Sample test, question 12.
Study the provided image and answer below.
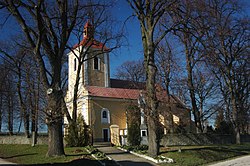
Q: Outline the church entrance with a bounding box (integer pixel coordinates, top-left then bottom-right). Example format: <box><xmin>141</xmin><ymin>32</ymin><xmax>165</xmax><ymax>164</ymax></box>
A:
<box><xmin>103</xmin><ymin>129</ymin><xmax>109</xmax><ymax>142</ymax></box>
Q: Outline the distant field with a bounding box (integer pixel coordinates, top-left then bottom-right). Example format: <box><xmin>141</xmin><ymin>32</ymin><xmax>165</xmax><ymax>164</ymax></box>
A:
<box><xmin>0</xmin><ymin>144</ymin><xmax>99</xmax><ymax>166</ymax></box>
<box><xmin>159</xmin><ymin>143</ymin><xmax>250</xmax><ymax>166</ymax></box>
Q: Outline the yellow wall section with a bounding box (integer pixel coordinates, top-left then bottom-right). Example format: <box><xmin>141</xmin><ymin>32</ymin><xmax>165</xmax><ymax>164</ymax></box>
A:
<box><xmin>89</xmin><ymin>98</ymin><xmax>135</xmax><ymax>141</ymax></box>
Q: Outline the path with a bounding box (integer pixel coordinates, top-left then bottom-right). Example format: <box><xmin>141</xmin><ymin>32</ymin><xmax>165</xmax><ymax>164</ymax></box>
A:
<box><xmin>209</xmin><ymin>155</ymin><xmax>250</xmax><ymax>166</ymax></box>
<box><xmin>94</xmin><ymin>142</ymin><xmax>157</xmax><ymax>166</ymax></box>
<box><xmin>0</xmin><ymin>158</ymin><xmax>16</xmax><ymax>165</ymax></box>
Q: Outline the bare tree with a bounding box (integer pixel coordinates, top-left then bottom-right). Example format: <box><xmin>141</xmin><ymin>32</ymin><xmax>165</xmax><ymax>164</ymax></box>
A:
<box><xmin>206</xmin><ymin>0</ymin><xmax>250</xmax><ymax>143</ymax></box>
<box><xmin>155</xmin><ymin>40</ymin><xmax>180</xmax><ymax>134</ymax></box>
<box><xmin>193</xmin><ymin>67</ymin><xmax>219</xmax><ymax>131</ymax></box>
<box><xmin>0</xmin><ymin>0</ymin><xmax>90</xmax><ymax>156</ymax></box>
<box><xmin>115</xmin><ymin>59</ymin><xmax>145</xmax><ymax>82</ymax></box>
<box><xmin>0</xmin><ymin>41</ymin><xmax>44</xmax><ymax>140</ymax></box>
<box><xmin>0</xmin><ymin>64</ymin><xmax>5</xmax><ymax>133</ymax></box>
<box><xmin>0</xmin><ymin>61</ymin><xmax>17</xmax><ymax>135</ymax></box>
<box><xmin>171</xmin><ymin>0</ymin><xmax>212</xmax><ymax>133</ymax></box>
<box><xmin>127</xmin><ymin>0</ymin><xmax>177</xmax><ymax>157</ymax></box>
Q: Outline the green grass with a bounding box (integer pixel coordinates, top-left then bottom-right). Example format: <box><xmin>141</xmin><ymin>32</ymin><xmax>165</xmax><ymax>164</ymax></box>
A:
<box><xmin>1</xmin><ymin>144</ymin><xmax>250</xmax><ymax>166</ymax></box>
<box><xmin>159</xmin><ymin>143</ymin><xmax>250</xmax><ymax>166</ymax></box>
<box><xmin>0</xmin><ymin>144</ymin><xmax>99</xmax><ymax>165</ymax></box>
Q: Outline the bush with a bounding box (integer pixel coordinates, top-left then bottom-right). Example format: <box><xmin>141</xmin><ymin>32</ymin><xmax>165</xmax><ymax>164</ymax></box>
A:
<box><xmin>127</xmin><ymin>104</ymin><xmax>141</xmax><ymax>146</ymax></box>
<box><xmin>127</xmin><ymin>123</ymin><xmax>141</xmax><ymax>146</ymax></box>
<box><xmin>134</xmin><ymin>145</ymin><xmax>148</xmax><ymax>151</ymax></box>
<box><xmin>65</xmin><ymin>113</ymin><xmax>91</xmax><ymax>147</ymax></box>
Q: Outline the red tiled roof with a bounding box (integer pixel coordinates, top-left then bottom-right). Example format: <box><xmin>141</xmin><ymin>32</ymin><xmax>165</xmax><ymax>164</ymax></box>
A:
<box><xmin>73</xmin><ymin>38</ymin><xmax>109</xmax><ymax>50</ymax></box>
<box><xmin>85</xmin><ymin>85</ymin><xmax>188</xmax><ymax>110</ymax></box>
<box><xmin>86</xmin><ymin>86</ymin><xmax>140</xmax><ymax>100</ymax></box>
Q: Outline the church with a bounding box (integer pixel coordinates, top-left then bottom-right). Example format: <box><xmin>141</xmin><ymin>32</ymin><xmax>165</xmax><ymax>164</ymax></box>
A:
<box><xmin>65</xmin><ymin>21</ymin><xmax>192</xmax><ymax>145</ymax></box>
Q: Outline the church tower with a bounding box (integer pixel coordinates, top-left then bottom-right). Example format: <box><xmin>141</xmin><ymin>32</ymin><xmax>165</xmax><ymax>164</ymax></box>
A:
<box><xmin>67</xmin><ymin>20</ymin><xmax>110</xmax><ymax>96</ymax></box>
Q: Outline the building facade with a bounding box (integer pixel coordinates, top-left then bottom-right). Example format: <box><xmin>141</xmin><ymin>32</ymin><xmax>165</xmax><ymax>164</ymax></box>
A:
<box><xmin>65</xmin><ymin>21</ymin><xmax>192</xmax><ymax>145</ymax></box>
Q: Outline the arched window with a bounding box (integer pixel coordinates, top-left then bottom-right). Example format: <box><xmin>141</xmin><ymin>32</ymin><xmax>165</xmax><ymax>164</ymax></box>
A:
<box><xmin>93</xmin><ymin>57</ymin><xmax>100</xmax><ymax>70</ymax></box>
<box><xmin>74</xmin><ymin>58</ymin><xmax>77</xmax><ymax>71</ymax></box>
<box><xmin>101</xmin><ymin>108</ymin><xmax>110</xmax><ymax>123</ymax></box>
<box><xmin>102</xmin><ymin>110</ymin><xmax>107</xmax><ymax>118</ymax></box>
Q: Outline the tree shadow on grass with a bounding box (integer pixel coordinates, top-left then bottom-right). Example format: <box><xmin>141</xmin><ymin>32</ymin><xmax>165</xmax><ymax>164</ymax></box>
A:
<box><xmin>119</xmin><ymin>160</ymin><xmax>155</xmax><ymax>166</ymax></box>
<box><xmin>186</xmin><ymin>146</ymin><xmax>249</xmax><ymax>155</ymax></box>
<box><xmin>2</xmin><ymin>153</ymin><xmax>38</xmax><ymax>159</ymax></box>
<box><xmin>17</xmin><ymin>158</ymin><xmax>100</xmax><ymax>166</ymax></box>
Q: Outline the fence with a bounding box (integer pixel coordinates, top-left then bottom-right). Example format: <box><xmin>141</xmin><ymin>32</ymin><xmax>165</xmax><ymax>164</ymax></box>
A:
<box><xmin>0</xmin><ymin>133</ymin><xmax>250</xmax><ymax>146</ymax></box>
<box><xmin>0</xmin><ymin>133</ymin><xmax>48</xmax><ymax>145</ymax></box>
<box><xmin>160</xmin><ymin>133</ymin><xmax>250</xmax><ymax>146</ymax></box>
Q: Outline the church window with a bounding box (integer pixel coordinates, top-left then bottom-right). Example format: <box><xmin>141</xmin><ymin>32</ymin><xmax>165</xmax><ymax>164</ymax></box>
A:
<box><xmin>141</xmin><ymin>130</ymin><xmax>147</xmax><ymax>137</ymax></box>
<box><xmin>101</xmin><ymin>108</ymin><xmax>110</xmax><ymax>123</ymax></box>
<box><xmin>102</xmin><ymin>110</ymin><xmax>107</xmax><ymax>118</ymax></box>
<box><xmin>93</xmin><ymin>57</ymin><xmax>100</xmax><ymax>70</ymax></box>
<box><xmin>74</xmin><ymin>58</ymin><xmax>77</xmax><ymax>71</ymax></box>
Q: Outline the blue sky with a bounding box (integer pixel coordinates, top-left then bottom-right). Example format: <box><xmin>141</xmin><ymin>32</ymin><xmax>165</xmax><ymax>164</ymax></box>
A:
<box><xmin>109</xmin><ymin>0</ymin><xmax>250</xmax><ymax>77</ymax></box>
<box><xmin>109</xmin><ymin>0</ymin><xmax>143</xmax><ymax>77</ymax></box>
<box><xmin>0</xmin><ymin>0</ymin><xmax>249</xmax><ymax>78</ymax></box>
<box><xmin>0</xmin><ymin>1</ymin><xmax>142</xmax><ymax>77</ymax></box>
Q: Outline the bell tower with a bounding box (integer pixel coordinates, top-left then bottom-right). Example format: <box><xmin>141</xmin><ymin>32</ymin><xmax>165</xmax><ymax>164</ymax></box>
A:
<box><xmin>83</xmin><ymin>20</ymin><xmax>94</xmax><ymax>39</ymax></box>
<box><xmin>68</xmin><ymin>20</ymin><xmax>110</xmax><ymax>93</ymax></box>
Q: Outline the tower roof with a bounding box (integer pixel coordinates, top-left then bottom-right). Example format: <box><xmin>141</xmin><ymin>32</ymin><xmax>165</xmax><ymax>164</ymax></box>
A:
<box><xmin>73</xmin><ymin>20</ymin><xmax>109</xmax><ymax>51</ymax></box>
<box><xmin>73</xmin><ymin>38</ymin><xmax>109</xmax><ymax>50</ymax></box>
<box><xmin>73</xmin><ymin>21</ymin><xmax>109</xmax><ymax>51</ymax></box>
<box><xmin>84</xmin><ymin>20</ymin><xmax>92</xmax><ymax>29</ymax></box>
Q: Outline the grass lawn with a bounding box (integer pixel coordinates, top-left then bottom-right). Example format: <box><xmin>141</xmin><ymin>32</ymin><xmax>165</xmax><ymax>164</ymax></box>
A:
<box><xmin>0</xmin><ymin>144</ymin><xmax>100</xmax><ymax>165</ymax></box>
<box><xmin>159</xmin><ymin>143</ymin><xmax>250</xmax><ymax>166</ymax></box>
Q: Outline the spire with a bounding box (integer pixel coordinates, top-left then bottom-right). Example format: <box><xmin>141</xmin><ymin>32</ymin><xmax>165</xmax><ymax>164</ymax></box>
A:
<box><xmin>83</xmin><ymin>20</ymin><xmax>94</xmax><ymax>39</ymax></box>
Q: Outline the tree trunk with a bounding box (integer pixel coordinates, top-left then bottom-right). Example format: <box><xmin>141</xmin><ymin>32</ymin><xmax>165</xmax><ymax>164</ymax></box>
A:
<box><xmin>166</xmin><ymin>88</ymin><xmax>174</xmax><ymax>133</ymax></box>
<box><xmin>17</xmin><ymin>67</ymin><xmax>30</xmax><ymax>137</ymax></box>
<box><xmin>165</xmin><ymin>61</ymin><xmax>174</xmax><ymax>133</ymax></box>
<box><xmin>46</xmin><ymin>90</ymin><xmax>65</xmax><ymax>156</ymax></box>
<box><xmin>8</xmin><ymin>95</ymin><xmax>13</xmax><ymax>135</ymax></box>
<box><xmin>32</xmin><ymin>73</ymin><xmax>40</xmax><ymax>143</ymax></box>
<box><xmin>147</xmin><ymin>115</ymin><xmax>159</xmax><ymax>157</ymax></box>
<box><xmin>0</xmin><ymin>95</ymin><xmax>2</xmax><ymax>133</ymax></box>
<box><xmin>145</xmin><ymin>49</ymin><xmax>159</xmax><ymax>157</ymax></box>
<box><xmin>47</xmin><ymin>120</ymin><xmax>64</xmax><ymax>156</ymax></box>
<box><xmin>185</xmin><ymin>44</ymin><xmax>202</xmax><ymax>133</ymax></box>
<box><xmin>231</xmin><ymin>92</ymin><xmax>241</xmax><ymax>144</ymax></box>
<box><xmin>72</xmin><ymin>59</ymin><xmax>82</xmax><ymax>122</ymax></box>
<box><xmin>24</xmin><ymin>111</ymin><xmax>30</xmax><ymax>137</ymax></box>
<box><xmin>31</xmin><ymin>105</ymin><xmax>38</xmax><ymax>145</ymax></box>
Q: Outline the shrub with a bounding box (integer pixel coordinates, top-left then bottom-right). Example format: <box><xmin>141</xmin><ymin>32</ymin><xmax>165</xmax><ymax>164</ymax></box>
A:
<box><xmin>65</xmin><ymin>113</ymin><xmax>91</xmax><ymax>147</ymax></box>
<box><xmin>127</xmin><ymin>104</ymin><xmax>141</xmax><ymax>146</ymax></box>
<box><xmin>127</xmin><ymin>123</ymin><xmax>141</xmax><ymax>146</ymax></box>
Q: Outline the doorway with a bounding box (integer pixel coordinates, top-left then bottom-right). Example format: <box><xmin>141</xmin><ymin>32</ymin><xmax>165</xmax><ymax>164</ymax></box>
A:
<box><xmin>103</xmin><ymin>128</ymin><xmax>109</xmax><ymax>142</ymax></box>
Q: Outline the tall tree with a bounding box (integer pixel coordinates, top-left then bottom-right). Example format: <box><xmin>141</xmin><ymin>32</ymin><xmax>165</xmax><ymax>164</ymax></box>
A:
<box><xmin>0</xmin><ymin>0</ymin><xmax>86</xmax><ymax>156</ymax></box>
<box><xmin>127</xmin><ymin>0</ymin><xmax>176</xmax><ymax>157</ymax></box>
<box><xmin>206</xmin><ymin>0</ymin><xmax>249</xmax><ymax>143</ymax></box>
<box><xmin>0</xmin><ymin>60</ymin><xmax>17</xmax><ymax>135</ymax></box>
<box><xmin>193</xmin><ymin>68</ymin><xmax>218</xmax><ymax>131</ymax></box>
<box><xmin>155</xmin><ymin>41</ymin><xmax>180</xmax><ymax>133</ymax></box>
<box><xmin>1</xmin><ymin>40</ymin><xmax>45</xmax><ymax>140</ymax></box>
<box><xmin>171</xmin><ymin>0</ymin><xmax>211</xmax><ymax>133</ymax></box>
